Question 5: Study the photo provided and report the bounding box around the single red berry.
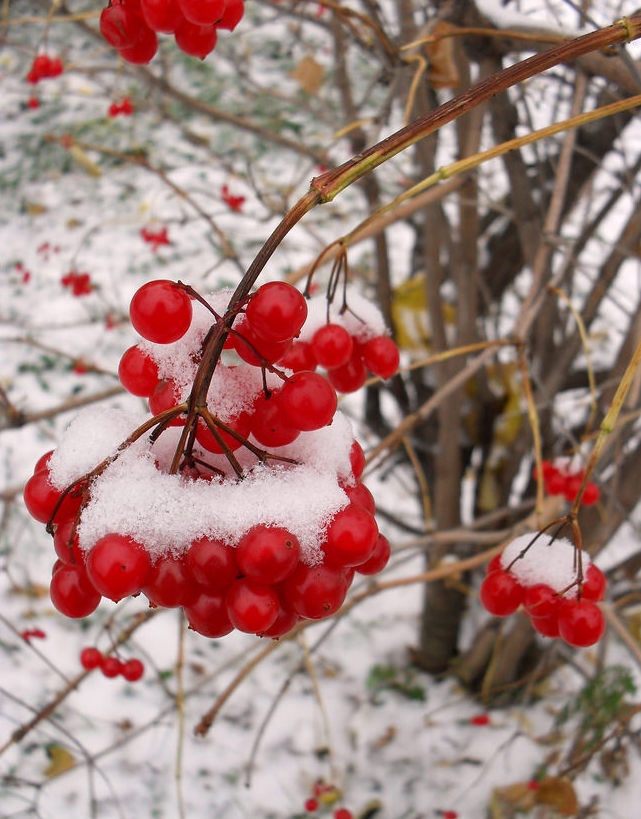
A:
[130,280,192,344]
[361,336,400,379]
[236,525,301,584]
[259,600,299,638]
[101,656,123,678]
[304,798,319,812]
[349,440,365,479]
[279,371,337,431]
[24,471,83,524]
[326,354,368,393]
[143,553,199,608]
[148,379,184,424]
[53,519,86,566]
[563,473,584,502]
[251,392,300,447]
[311,324,354,370]
[582,564,606,602]
[118,23,158,63]
[174,19,218,59]
[118,345,160,396]
[100,1,143,48]
[178,0,225,24]
[442,812,458,819]
[185,592,234,637]
[334,810,353,819]
[523,584,559,619]
[486,553,503,575]
[226,579,279,634]
[233,322,292,366]
[121,658,145,681]
[469,714,490,726]
[86,533,152,602]
[324,504,379,568]
[479,570,524,617]
[356,533,390,575]
[80,647,103,670]
[185,536,238,592]
[49,564,101,618]
[581,482,600,506]
[34,450,54,473]
[215,0,243,29]
[342,482,376,515]
[195,412,252,453]
[140,0,186,32]
[544,471,567,495]
[27,96,40,109]
[557,599,605,647]
[530,611,560,638]
[281,563,352,619]
[245,282,307,343]
[277,341,317,373]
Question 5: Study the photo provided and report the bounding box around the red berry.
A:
[100,1,143,48]
[178,0,225,24]
[121,658,145,681]
[523,584,559,619]
[140,0,185,32]
[143,553,199,607]
[349,440,365,479]
[312,324,354,370]
[185,536,238,592]
[324,504,379,567]
[86,534,152,602]
[196,411,251,453]
[469,714,490,726]
[34,450,54,473]
[479,570,524,616]
[251,392,300,447]
[118,345,160,396]
[184,591,234,637]
[245,282,307,343]
[326,354,368,393]
[226,579,279,634]
[174,19,218,59]
[563,473,584,503]
[581,564,606,602]
[544,471,567,495]
[236,525,300,584]
[486,553,503,575]
[582,482,600,506]
[148,379,184,423]
[557,599,605,647]
[118,23,158,63]
[80,647,103,670]
[342,482,376,515]
[101,656,123,678]
[530,612,560,638]
[50,564,101,618]
[27,96,40,109]
[130,280,192,343]
[334,810,353,819]
[279,371,337,431]
[24,471,83,524]
[259,600,299,638]
[53,519,85,566]
[281,564,351,619]
[233,323,292,366]
[361,336,400,379]
[277,341,317,373]
[356,533,390,575]
[215,0,243,29]
[305,798,319,812]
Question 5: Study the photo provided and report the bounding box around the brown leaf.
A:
[493,782,537,812]
[426,22,460,89]
[290,56,324,95]
[44,744,76,778]
[535,777,579,816]
[24,201,48,216]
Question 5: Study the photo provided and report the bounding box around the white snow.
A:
[501,531,592,596]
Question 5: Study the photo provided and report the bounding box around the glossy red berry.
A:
[215,0,243,29]
[324,504,379,567]
[174,20,218,58]
[236,525,300,584]
[523,584,559,619]
[50,564,101,618]
[80,647,103,670]
[118,24,158,63]
[23,470,62,523]
[121,658,145,681]
[195,412,251,453]
[148,379,184,423]
[326,354,368,393]
[277,341,317,373]
[356,533,390,575]
[342,482,376,515]
[233,323,292,366]
[349,441,365,479]
[130,280,192,343]
[557,599,605,647]
[281,564,351,619]
[185,536,238,592]
[279,371,337,431]
[582,482,600,506]
[118,345,160,396]
[86,533,152,601]
[581,564,606,602]
[479,569,524,616]
[53,519,85,566]
[140,0,185,32]
[334,808,353,819]
[226,579,279,633]
[34,450,54,473]
[305,798,319,812]
[101,656,123,678]
[178,0,225,24]
[245,282,307,343]
[100,2,142,48]
[251,392,300,447]
[184,591,234,637]
[531,612,560,638]
[361,336,400,379]
[312,324,354,370]
[143,553,199,607]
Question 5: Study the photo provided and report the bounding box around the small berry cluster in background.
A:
[26,54,64,83]
[221,184,245,212]
[61,271,93,297]
[25,279,397,641]
[20,628,47,642]
[140,225,171,251]
[108,97,134,117]
[480,532,606,647]
[80,647,145,680]
[533,459,600,505]
[100,0,245,64]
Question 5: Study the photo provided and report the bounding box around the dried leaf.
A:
[24,201,48,216]
[68,145,101,177]
[10,583,49,599]
[371,725,396,750]
[426,22,460,89]
[44,744,76,778]
[535,777,579,816]
[290,56,324,95]
[493,782,537,812]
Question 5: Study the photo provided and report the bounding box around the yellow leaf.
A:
[44,744,76,778]
[290,56,324,95]
[391,274,456,353]
[68,145,101,177]
[24,201,48,216]
[493,782,537,812]
[535,777,579,816]
[426,22,460,89]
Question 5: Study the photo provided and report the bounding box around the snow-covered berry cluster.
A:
[25,279,396,640]
[480,532,606,647]
[533,460,600,506]
[100,0,244,64]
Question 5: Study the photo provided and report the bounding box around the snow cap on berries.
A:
[300,286,387,342]
[501,532,591,598]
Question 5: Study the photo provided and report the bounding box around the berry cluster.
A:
[533,460,600,506]
[480,532,606,647]
[221,184,245,212]
[80,647,145,681]
[26,54,63,83]
[27,279,396,641]
[100,0,244,64]
[140,226,171,251]
[61,271,93,296]
[21,628,46,642]
[108,97,134,117]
